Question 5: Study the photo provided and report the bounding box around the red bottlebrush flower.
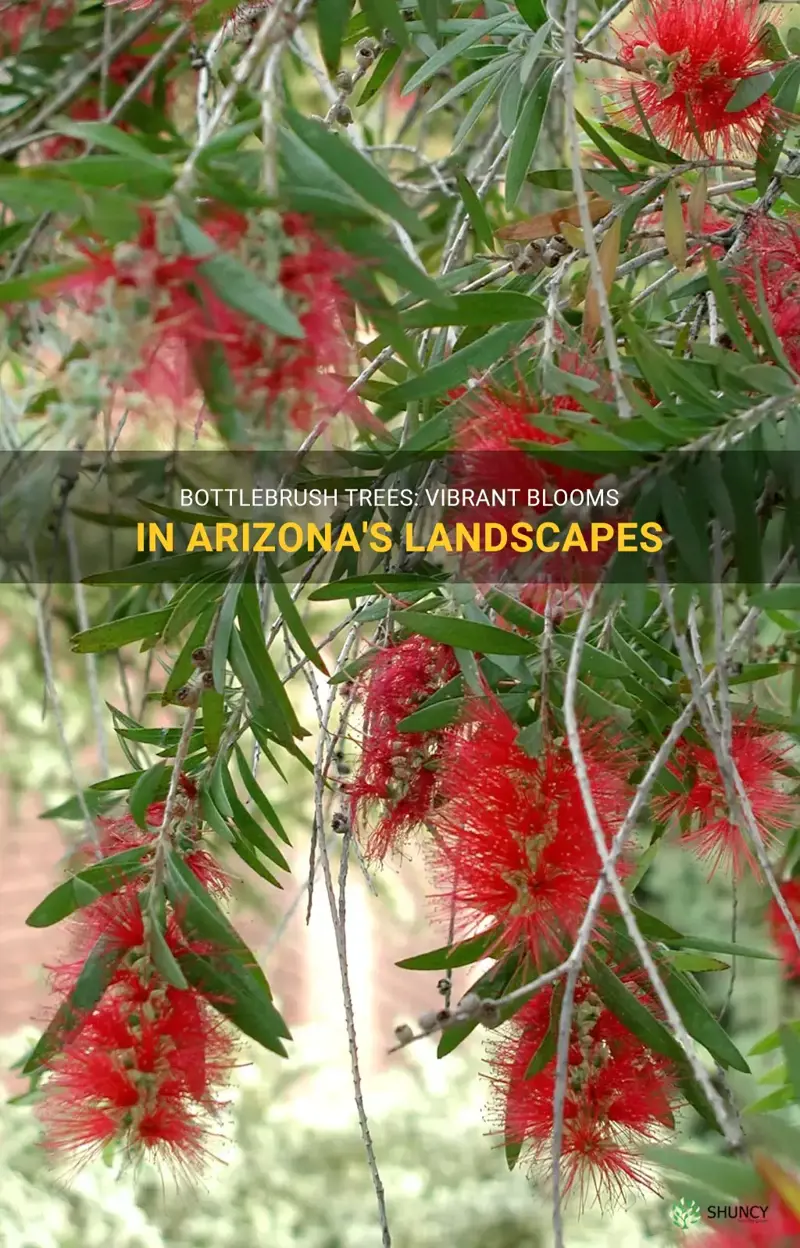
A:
[1,0,72,49]
[429,700,633,960]
[40,43,179,161]
[40,951,234,1169]
[697,1199,800,1245]
[768,880,800,979]
[348,636,459,861]
[487,973,679,1208]
[38,785,235,1170]
[653,721,794,879]
[263,215,364,429]
[736,216,800,373]
[52,207,361,427]
[449,355,613,583]
[613,0,774,158]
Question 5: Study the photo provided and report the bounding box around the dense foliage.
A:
[4,0,800,1244]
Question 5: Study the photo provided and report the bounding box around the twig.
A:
[311,626,393,1247]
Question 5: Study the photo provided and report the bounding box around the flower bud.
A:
[355,38,378,67]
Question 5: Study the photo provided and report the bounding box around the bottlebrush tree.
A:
[4,0,800,1244]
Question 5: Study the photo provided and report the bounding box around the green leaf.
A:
[525,982,562,1077]
[704,253,757,360]
[396,926,501,970]
[756,63,800,192]
[514,0,547,31]
[70,608,171,655]
[379,320,533,411]
[0,175,85,217]
[644,1146,760,1200]
[611,627,669,689]
[356,45,403,105]
[485,588,545,635]
[344,224,455,305]
[221,767,290,873]
[260,555,328,674]
[397,696,466,732]
[726,70,775,113]
[318,0,353,71]
[51,157,174,196]
[670,953,729,973]
[166,850,290,1054]
[749,585,800,611]
[212,575,242,694]
[163,605,216,704]
[234,745,291,844]
[89,772,144,792]
[505,63,555,209]
[781,1025,800,1101]
[402,14,511,95]
[360,0,408,48]
[26,845,152,928]
[455,171,495,252]
[39,789,118,822]
[128,763,170,831]
[22,936,123,1073]
[285,110,429,240]
[165,849,275,1000]
[177,216,302,338]
[0,260,90,305]
[309,573,446,601]
[395,609,537,654]
[237,582,309,740]
[50,119,170,166]
[179,946,289,1056]
[661,964,750,1072]
[746,1086,795,1114]
[83,552,231,586]
[576,112,634,176]
[658,473,711,584]
[429,54,515,115]
[398,291,542,329]
[587,957,684,1062]
[551,635,629,681]
[164,575,224,644]
[202,688,225,754]
[665,935,776,961]
[148,915,189,990]
[721,452,762,587]
[601,122,682,166]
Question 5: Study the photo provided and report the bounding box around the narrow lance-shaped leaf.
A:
[26,845,153,928]
[663,178,687,270]
[583,216,621,343]
[128,762,170,831]
[687,170,708,235]
[505,63,555,210]
[403,14,512,95]
[70,609,171,654]
[22,937,123,1074]
[234,744,291,845]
